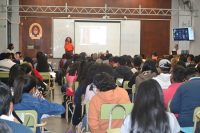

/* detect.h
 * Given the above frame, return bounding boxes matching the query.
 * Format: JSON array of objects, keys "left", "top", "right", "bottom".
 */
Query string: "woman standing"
[{"left": 64, "top": 37, "right": 74, "bottom": 55}]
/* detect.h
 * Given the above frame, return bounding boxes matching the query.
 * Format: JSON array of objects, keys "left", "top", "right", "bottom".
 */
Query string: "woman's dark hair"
[
  {"left": 132, "top": 56, "right": 142, "bottom": 68},
  {"left": 68, "top": 62, "right": 79, "bottom": 76},
  {"left": 185, "top": 66, "right": 199, "bottom": 80},
  {"left": 0, "top": 82, "right": 12, "bottom": 115},
  {"left": 20, "top": 63, "right": 32, "bottom": 74},
  {"left": 36, "top": 52, "right": 49, "bottom": 72},
  {"left": 176, "top": 61, "right": 186, "bottom": 68},
  {"left": 93, "top": 72, "right": 117, "bottom": 92},
  {"left": 171, "top": 65, "right": 186, "bottom": 83},
  {"left": 142, "top": 59, "right": 158, "bottom": 73},
  {"left": 130, "top": 79, "right": 170, "bottom": 133},
  {"left": 65, "top": 37, "right": 72, "bottom": 43},
  {"left": 8, "top": 64, "right": 25, "bottom": 87},
  {"left": 23, "top": 56, "right": 34, "bottom": 68},
  {"left": 7, "top": 43, "right": 14, "bottom": 50},
  {"left": 13, "top": 75, "right": 37, "bottom": 100}
]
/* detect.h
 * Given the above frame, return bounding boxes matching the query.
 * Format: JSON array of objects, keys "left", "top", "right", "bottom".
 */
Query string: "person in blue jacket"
[
  {"left": 170, "top": 67, "right": 200, "bottom": 127},
  {"left": 13, "top": 75, "right": 65, "bottom": 133}
]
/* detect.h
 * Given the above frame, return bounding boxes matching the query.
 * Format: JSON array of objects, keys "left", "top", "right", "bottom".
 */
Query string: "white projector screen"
[{"left": 74, "top": 21, "right": 121, "bottom": 56}]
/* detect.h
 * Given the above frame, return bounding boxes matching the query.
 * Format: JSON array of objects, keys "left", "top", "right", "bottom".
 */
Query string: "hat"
[{"left": 159, "top": 59, "right": 171, "bottom": 69}]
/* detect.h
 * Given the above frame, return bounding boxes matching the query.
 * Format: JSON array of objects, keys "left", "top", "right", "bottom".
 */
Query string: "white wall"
[
  {"left": 0, "top": 0, "right": 8, "bottom": 53},
  {"left": 171, "top": 0, "right": 200, "bottom": 55},
  {"left": 53, "top": 19, "right": 141, "bottom": 58}
]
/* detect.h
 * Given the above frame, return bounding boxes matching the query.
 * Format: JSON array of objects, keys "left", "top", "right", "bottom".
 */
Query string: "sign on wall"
[{"left": 29, "top": 23, "right": 42, "bottom": 39}]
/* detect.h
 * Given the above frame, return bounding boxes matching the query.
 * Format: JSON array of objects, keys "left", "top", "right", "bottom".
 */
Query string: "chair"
[
  {"left": 0, "top": 71, "right": 9, "bottom": 78},
  {"left": 180, "top": 106, "right": 200, "bottom": 133},
  {"left": 107, "top": 128, "right": 121, "bottom": 133},
  {"left": 123, "top": 81, "right": 131, "bottom": 90},
  {"left": 15, "top": 110, "right": 47, "bottom": 133},
  {"left": 101, "top": 103, "right": 134, "bottom": 129},
  {"left": 193, "top": 107, "right": 200, "bottom": 132},
  {"left": 132, "top": 84, "right": 136, "bottom": 102},
  {"left": 116, "top": 78, "right": 123, "bottom": 87},
  {"left": 40, "top": 72, "right": 55, "bottom": 100}
]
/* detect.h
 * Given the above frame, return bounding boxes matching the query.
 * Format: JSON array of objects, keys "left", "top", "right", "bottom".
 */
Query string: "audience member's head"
[
  {"left": 23, "top": 56, "right": 34, "bottom": 68},
  {"left": 36, "top": 52, "right": 49, "bottom": 72},
  {"left": 20, "top": 63, "right": 32, "bottom": 75},
  {"left": 179, "top": 54, "right": 187, "bottom": 63},
  {"left": 187, "top": 54, "right": 194, "bottom": 63},
  {"left": 132, "top": 55, "right": 142, "bottom": 69},
  {"left": 118, "top": 56, "right": 126, "bottom": 66},
  {"left": 141, "top": 59, "right": 158, "bottom": 73},
  {"left": 93, "top": 72, "right": 117, "bottom": 92},
  {"left": 158, "top": 59, "right": 171, "bottom": 73},
  {"left": 176, "top": 60, "right": 186, "bottom": 68},
  {"left": 13, "top": 75, "right": 37, "bottom": 100},
  {"left": 131, "top": 79, "right": 170, "bottom": 132},
  {"left": 0, "top": 82, "right": 13, "bottom": 117},
  {"left": 7, "top": 43, "right": 14, "bottom": 50},
  {"left": 8, "top": 64, "right": 25, "bottom": 87},
  {"left": 171, "top": 65, "right": 186, "bottom": 83},
  {"left": 15, "top": 52, "right": 22, "bottom": 60},
  {"left": 185, "top": 67, "right": 199, "bottom": 80},
  {"left": 151, "top": 51, "right": 158, "bottom": 61}
]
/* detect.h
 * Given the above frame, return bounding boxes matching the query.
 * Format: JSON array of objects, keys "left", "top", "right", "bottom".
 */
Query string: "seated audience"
[
  {"left": 170, "top": 67, "right": 200, "bottom": 127},
  {"left": 13, "top": 75, "right": 65, "bottom": 133},
  {"left": 151, "top": 51, "right": 159, "bottom": 61},
  {"left": 0, "top": 82, "right": 32, "bottom": 133},
  {"left": 121, "top": 79, "right": 180, "bottom": 133},
  {"left": 153, "top": 59, "right": 171, "bottom": 89},
  {"left": 0, "top": 53, "right": 15, "bottom": 71},
  {"left": 88, "top": 72, "right": 130, "bottom": 133},
  {"left": 163, "top": 65, "right": 186, "bottom": 107}
]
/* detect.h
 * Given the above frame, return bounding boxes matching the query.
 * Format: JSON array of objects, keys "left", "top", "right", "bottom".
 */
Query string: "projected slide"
[
  {"left": 75, "top": 21, "right": 121, "bottom": 55},
  {"left": 80, "top": 26, "right": 107, "bottom": 45}
]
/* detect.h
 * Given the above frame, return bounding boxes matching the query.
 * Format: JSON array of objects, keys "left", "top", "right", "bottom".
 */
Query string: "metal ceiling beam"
[{"left": 0, "top": 5, "right": 198, "bottom": 17}]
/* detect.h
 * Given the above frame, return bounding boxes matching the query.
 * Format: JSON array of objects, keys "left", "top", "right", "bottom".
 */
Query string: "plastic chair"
[
  {"left": 107, "top": 128, "right": 121, "bottom": 133},
  {"left": 132, "top": 84, "right": 136, "bottom": 102},
  {"left": 0, "top": 71, "right": 9, "bottom": 78},
  {"left": 101, "top": 103, "right": 133, "bottom": 129},
  {"left": 116, "top": 78, "right": 124, "bottom": 87},
  {"left": 193, "top": 107, "right": 200, "bottom": 132},
  {"left": 123, "top": 81, "right": 131, "bottom": 90},
  {"left": 15, "top": 110, "right": 47, "bottom": 133},
  {"left": 40, "top": 72, "right": 55, "bottom": 100}
]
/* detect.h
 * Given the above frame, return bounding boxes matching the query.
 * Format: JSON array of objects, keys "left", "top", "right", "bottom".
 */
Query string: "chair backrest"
[
  {"left": 193, "top": 107, "right": 200, "bottom": 131},
  {"left": 123, "top": 81, "right": 131, "bottom": 90},
  {"left": 75, "top": 81, "right": 79, "bottom": 91},
  {"left": 107, "top": 128, "right": 121, "bottom": 133},
  {"left": 100, "top": 103, "right": 133, "bottom": 129},
  {"left": 40, "top": 72, "right": 51, "bottom": 80},
  {"left": 16, "top": 110, "right": 38, "bottom": 133},
  {"left": 0, "top": 71, "right": 9, "bottom": 78},
  {"left": 116, "top": 78, "right": 123, "bottom": 87}
]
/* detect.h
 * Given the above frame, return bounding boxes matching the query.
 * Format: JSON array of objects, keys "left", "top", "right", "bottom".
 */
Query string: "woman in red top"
[{"left": 64, "top": 37, "right": 74, "bottom": 54}]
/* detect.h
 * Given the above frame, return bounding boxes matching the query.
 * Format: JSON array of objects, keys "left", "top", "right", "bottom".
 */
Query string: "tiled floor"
[{"left": 43, "top": 83, "right": 69, "bottom": 133}]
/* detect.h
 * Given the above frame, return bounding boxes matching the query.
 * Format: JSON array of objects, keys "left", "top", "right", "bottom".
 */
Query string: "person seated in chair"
[
  {"left": 0, "top": 81, "right": 32, "bottom": 133},
  {"left": 88, "top": 72, "right": 130, "bottom": 133}
]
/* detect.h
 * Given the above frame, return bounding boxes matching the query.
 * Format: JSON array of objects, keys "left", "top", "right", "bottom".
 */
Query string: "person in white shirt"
[
  {"left": 153, "top": 59, "right": 171, "bottom": 89},
  {"left": 0, "top": 53, "right": 16, "bottom": 71},
  {"left": 121, "top": 79, "right": 180, "bottom": 133},
  {"left": 6, "top": 43, "right": 15, "bottom": 53}
]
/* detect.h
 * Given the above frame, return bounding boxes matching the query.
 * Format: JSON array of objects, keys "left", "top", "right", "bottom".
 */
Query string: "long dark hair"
[
  {"left": 36, "top": 52, "right": 49, "bottom": 72},
  {"left": 130, "top": 79, "right": 170, "bottom": 133}
]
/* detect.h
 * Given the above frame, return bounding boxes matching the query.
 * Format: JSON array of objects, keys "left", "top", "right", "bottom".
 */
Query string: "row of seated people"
[
  {"left": 58, "top": 52, "right": 200, "bottom": 133},
  {"left": 0, "top": 51, "right": 65, "bottom": 133}
]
